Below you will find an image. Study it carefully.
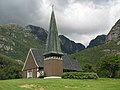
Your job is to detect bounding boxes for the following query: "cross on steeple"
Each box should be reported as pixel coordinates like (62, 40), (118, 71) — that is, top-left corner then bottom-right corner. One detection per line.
(52, 4), (54, 11)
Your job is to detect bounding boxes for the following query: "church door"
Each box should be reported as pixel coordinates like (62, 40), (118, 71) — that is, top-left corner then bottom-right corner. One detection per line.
(27, 69), (33, 78)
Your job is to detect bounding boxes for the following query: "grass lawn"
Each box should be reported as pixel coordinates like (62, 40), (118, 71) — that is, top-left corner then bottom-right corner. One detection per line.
(0, 78), (120, 90)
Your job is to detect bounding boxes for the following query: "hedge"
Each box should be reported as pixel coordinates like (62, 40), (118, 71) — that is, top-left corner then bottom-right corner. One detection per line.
(62, 72), (99, 79)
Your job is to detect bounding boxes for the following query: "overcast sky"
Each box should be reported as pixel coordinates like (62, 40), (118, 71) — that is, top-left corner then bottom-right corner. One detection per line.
(0, 0), (120, 46)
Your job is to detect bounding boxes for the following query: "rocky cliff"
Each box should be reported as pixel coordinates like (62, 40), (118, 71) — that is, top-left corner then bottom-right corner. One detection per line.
(0, 24), (44, 60)
(87, 19), (120, 48)
(26, 25), (48, 43)
(106, 19), (120, 44)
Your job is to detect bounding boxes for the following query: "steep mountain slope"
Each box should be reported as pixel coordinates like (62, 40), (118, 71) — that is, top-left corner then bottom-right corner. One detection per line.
(59, 35), (85, 53)
(87, 35), (106, 48)
(26, 25), (85, 54)
(26, 25), (48, 43)
(106, 19), (120, 43)
(71, 19), (120, 67)
(0, 24), (44, 60)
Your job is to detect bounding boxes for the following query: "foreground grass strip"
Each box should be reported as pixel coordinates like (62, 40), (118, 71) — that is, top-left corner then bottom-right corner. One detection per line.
(0, 78), (120, 90)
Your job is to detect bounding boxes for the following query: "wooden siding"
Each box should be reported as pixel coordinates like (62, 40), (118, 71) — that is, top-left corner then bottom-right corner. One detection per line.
(33, 68), (37, 78)
(44, 59), (63, 77)
(23, 51), (38, 71)
(22, 71), (27, 78)
(22, 51), (38, 78)
(22, 68), (37, 78)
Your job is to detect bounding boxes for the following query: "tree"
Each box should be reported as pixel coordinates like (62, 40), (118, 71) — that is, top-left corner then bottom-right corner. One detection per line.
(0, 54), (23, 80)
(98, 54), (120, 78)
(83, 63), (95, 72)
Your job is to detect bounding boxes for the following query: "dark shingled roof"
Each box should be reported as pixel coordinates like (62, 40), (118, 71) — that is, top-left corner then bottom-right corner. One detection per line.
(31, 48), (82, 71)
(31, 48), (44, 67)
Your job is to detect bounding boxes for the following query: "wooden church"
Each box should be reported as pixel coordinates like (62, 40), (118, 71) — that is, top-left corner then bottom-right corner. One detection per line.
(22, 7), (82, 78)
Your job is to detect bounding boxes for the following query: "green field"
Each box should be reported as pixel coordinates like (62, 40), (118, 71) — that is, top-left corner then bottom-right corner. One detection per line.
(0, 78), (120, 90)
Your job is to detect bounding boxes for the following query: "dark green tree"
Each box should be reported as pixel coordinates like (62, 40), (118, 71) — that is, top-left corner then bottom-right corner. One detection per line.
(0, 54), (23, 80)
(98, 54), (120, 78)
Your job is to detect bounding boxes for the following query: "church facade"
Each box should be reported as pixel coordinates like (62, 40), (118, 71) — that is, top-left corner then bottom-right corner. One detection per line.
(22, 8), (82, 78)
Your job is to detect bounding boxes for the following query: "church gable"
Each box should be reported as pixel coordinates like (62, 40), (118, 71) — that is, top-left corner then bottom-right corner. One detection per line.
(22, 49), (39, 71)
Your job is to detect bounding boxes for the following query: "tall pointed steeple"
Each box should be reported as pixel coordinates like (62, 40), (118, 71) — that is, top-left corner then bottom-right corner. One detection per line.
(44, 5), (63, 56)
(44, 6), (63, 78)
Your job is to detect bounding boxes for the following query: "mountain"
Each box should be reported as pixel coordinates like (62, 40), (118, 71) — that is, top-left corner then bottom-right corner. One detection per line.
(71, 19), (120, 68)
(87, 35), (106, 48)
(25, 25), (48, 43)
(1, 18), (120, 66)
(0, 24), (44, 60)
(0, 24), (85, 60)
(59, 35), (85, 53)
(26, 25), (85, 54)
(86, 19), (120, 49)
(106, 19), (120, 44)
(71, 41), (120, 67)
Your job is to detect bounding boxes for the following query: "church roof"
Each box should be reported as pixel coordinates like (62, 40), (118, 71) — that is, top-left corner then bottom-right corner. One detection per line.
(44, 9), (63, 56)
(31, 48), (82, 71)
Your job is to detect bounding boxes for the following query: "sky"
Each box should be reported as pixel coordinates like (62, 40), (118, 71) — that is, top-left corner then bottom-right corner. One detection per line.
(0, 0), (120, 46)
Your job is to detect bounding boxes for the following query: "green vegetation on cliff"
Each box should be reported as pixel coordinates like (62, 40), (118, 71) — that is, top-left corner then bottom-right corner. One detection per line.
(0, 24), (45, 60)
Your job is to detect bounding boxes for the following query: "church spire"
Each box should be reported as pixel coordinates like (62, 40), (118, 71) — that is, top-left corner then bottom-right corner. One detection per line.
(52, 4), (54, 11)
(44, 6), (63, 56)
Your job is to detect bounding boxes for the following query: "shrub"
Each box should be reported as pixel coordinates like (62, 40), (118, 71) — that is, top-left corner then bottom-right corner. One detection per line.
(62, 72), (99, 79)
(0, 54), (23, 80)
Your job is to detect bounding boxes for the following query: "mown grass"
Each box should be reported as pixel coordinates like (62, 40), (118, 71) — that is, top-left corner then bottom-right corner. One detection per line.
(0, 78), (120, 90)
